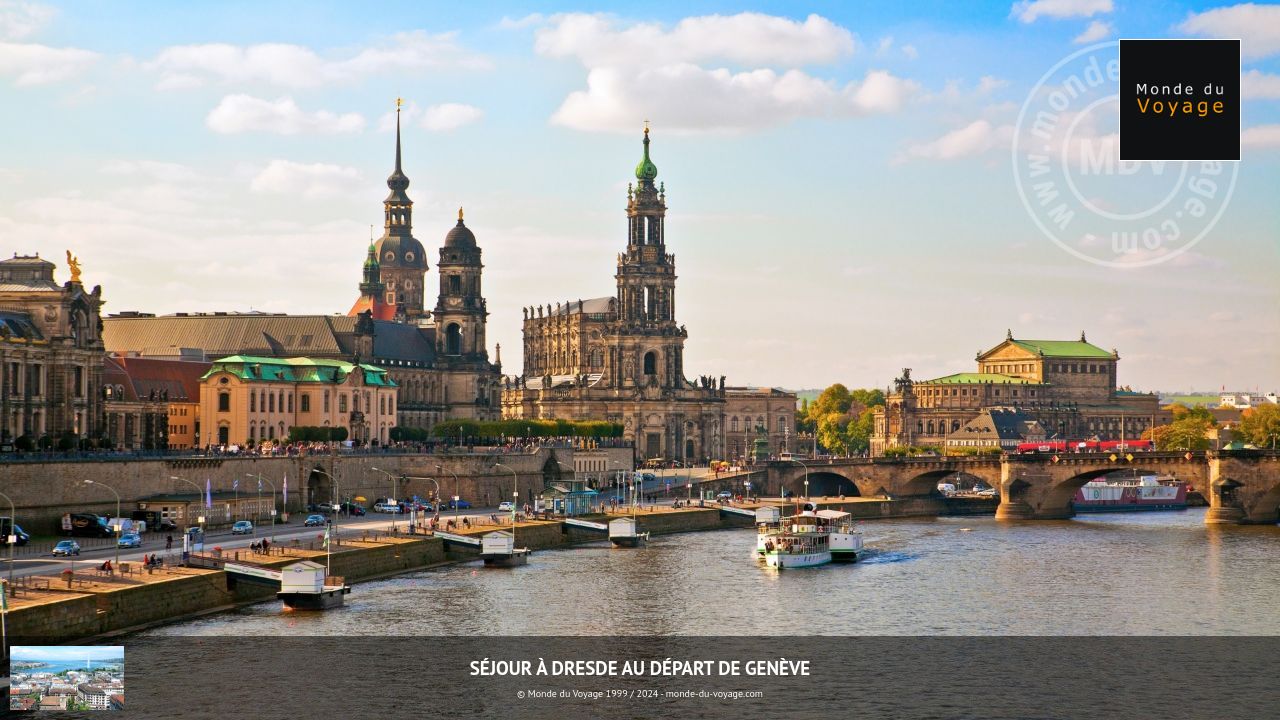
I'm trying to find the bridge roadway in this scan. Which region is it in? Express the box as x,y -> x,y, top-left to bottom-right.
750,451 -> 1280,524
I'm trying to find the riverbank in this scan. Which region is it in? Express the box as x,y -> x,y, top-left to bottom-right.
9,498 -> 994,643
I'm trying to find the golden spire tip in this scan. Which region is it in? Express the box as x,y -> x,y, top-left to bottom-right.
458,206 -> 464,221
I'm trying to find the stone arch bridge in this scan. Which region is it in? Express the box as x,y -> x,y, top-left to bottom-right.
762,452 -> 1280,525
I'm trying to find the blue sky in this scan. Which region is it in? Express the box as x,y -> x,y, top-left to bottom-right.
0,1 -> 1276,392
12,645 -> 123,662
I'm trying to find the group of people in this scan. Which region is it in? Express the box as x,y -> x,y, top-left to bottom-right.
249,538 -> 272,554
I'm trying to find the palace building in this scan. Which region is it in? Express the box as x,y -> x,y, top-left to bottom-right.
502,128 -> 764,462
0,253 -> 104,445
871,331 -> 1164,455
103,107 -> 501,441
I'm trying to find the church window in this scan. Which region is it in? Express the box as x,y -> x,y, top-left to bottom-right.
445,323 -> 462,355
218,392 -> 230,413
384,252 -> 395,262
643,351 -> 657,375
449,275 -> 461,294
405,252 -> 415,262
387,292 -> 396,304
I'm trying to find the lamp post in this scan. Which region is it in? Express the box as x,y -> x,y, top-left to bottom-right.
495,463 -> 519,527
436,464 -> 460,523
169,475 -> 205,536
312,468 -> 340,546
370,467 -> 399,531
246,473 -> 277,528
785,457 -> 809,501
404,476 -> 441,531
0,490 -> 15,600
84,479 -> 121,567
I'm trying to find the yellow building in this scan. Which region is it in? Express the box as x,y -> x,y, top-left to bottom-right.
199,356 -> 398,448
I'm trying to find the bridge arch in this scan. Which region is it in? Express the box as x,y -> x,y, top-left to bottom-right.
802,471 -> 860,498
898,470 -> 997,498
1040,467 -> 1172,516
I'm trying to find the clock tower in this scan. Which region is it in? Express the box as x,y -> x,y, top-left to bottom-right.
433,207 -> 488,360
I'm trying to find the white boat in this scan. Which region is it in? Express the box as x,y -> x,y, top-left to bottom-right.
608,516 -> 649,547
276,560 -> 350,610
480,531 -> 530,567
760,505 -> 864,569
755,505 -> 782,557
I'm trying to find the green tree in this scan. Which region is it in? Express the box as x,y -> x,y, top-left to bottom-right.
1238,403 -> 1280,448
1149,416 -> 1212,451
810,384 -> 853,417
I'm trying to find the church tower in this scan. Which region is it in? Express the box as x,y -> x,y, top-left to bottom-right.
433,207 -> 488,359
372,101 -> 428,318
614,126 -> 685,387
347,241 -> 395,320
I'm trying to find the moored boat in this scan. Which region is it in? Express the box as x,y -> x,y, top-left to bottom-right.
608,516 -> 649,547
480,530 -> 530,567
276,560 -> 351,610
1073,474 -> 1188,512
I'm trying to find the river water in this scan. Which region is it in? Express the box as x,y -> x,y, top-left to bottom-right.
143,508 -> 1280,636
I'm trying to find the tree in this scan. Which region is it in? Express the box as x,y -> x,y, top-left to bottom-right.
1148,416 -> 1212,451
1238,403 -> 1280,448
810,384 -> 853,417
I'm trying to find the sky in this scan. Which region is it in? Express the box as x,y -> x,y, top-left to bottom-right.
12,645 -> 123,662
0,0 -> 1276,394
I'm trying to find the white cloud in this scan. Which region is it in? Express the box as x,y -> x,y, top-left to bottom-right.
1180,3 -> 1280,60
0,1 -> 55,40
899,119 -> 1014,162
1242,69 -> 1280,99
1241,123 -> 1280,147
249,160 -> 362,199
535,12 -> 854,68
0,41 -> 96,84
902,44 -> 918,60
550,64 -> 916,133
498,13 -> 545,30
875,36 -> 894,57
421,103 -> 484,131
147,31 -> 489,90
1012,0 -> 1112,23
206,95 -> 365,135
1074,19 -> 1113,43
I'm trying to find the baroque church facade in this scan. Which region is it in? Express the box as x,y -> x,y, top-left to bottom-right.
103,109 -> 501,441
501,129 -> 729,462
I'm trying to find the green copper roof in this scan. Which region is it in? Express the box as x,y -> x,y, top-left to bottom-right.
922,372 -> 1039,385
635,127 -> 658,181
202,355 -> 396,387
1009,339 -> 1113,358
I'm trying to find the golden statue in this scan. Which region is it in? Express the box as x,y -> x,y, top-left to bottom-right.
66,250 -> 82,283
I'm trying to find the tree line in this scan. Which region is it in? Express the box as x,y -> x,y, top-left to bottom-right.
796,383 -> 885,455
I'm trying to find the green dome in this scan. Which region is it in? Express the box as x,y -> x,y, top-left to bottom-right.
362,242 -> 379,270
634,127 -> 658,181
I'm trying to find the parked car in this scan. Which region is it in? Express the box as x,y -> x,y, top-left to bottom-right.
445,499 -> 472,510
497,501 -> 515,512
52,540 -> 81,556
117,532 -> 142,549
304,514 -> 327,527
716,491 -> 733,500
231,520 -> 254,535
340,502 -> 366,516
415,502 -> 434,513
373,502 -> 403,513
0,518 -> 30,546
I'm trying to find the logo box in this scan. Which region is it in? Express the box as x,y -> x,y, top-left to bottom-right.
1119,39 -> 1240,161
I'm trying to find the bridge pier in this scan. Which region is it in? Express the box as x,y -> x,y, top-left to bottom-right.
993,500 -> 1033,521
1204,506 -> 1245,524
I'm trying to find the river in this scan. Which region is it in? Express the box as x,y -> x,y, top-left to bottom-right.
142,508 -> 1280,636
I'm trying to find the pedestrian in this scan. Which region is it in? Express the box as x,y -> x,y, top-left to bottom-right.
263,538 -> 270,554
165,534 -> 174,551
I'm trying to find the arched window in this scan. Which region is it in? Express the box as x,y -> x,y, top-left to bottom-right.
917,421 -> 924,434
446,323 -> 462,355
218,392 -> 230,412
927,421 -> 934,434
731,416 -> 739,432
643,351 -> 657,375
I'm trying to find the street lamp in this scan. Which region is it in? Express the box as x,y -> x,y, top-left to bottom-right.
246,473 -> 277,528
84,479 -> 121,567
436,464 -> 460,523
312,468 -> 340,545
495,463 -> 519,525
370,467 -> 399,530
0,490 -> 15,601
404,476 -> 441,531
169,475 -> 205,538
785,457 -> 809,501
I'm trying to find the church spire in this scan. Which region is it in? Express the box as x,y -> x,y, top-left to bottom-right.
635,122 -> 658,185
359,242 -> 384,296
383,98 -> 412,234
